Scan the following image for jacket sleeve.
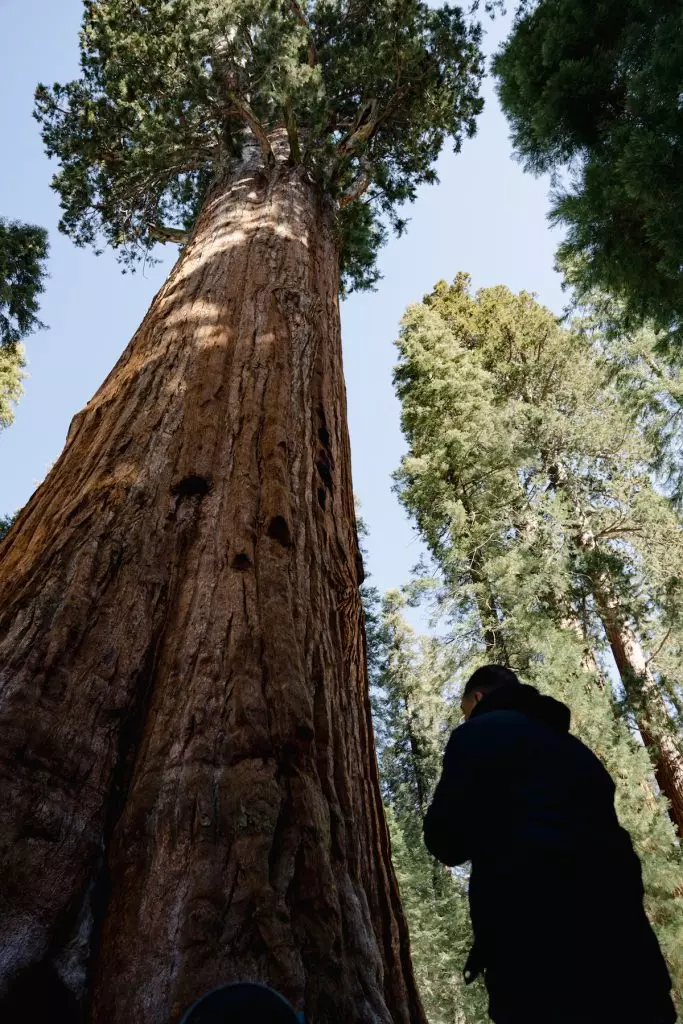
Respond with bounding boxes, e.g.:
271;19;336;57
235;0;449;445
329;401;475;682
423;724;480;866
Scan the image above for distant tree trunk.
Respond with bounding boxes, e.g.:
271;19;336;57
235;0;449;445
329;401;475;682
546;461;683;838
590;577;683;838
460;493;509;661
0;146;424;1024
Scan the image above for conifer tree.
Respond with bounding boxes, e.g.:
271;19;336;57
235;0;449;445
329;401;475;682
0;347;24;431
0;3;484;1020
0;513;17;541
0;217;49;429
493;0;683;344
369;590;488;1024
393;276;683;996
397;275;683;834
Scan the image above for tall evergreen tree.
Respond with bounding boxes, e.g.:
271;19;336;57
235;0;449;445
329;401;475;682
393;276;683;996
0;217;49;429
402;275;683;834
493;0;683;345
370;590;488;1024
0;3;484;1020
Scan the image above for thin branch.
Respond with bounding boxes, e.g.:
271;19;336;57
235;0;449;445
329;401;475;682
337;98;379;156
288;0;317;66
645;628;672;667
226;91;274;166
339;174;371;208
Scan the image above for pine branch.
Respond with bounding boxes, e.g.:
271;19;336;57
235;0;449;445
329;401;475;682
339;174;371;208
337;99;379;156
645;629;672;668
147;224;191;245
226;91;275;166
288;0;317;67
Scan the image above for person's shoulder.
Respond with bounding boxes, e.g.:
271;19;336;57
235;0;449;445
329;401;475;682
445;708;530;754
462;707;532;733
564;728;613;772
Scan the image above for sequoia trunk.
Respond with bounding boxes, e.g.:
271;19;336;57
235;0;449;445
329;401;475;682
591;583;683;838
0;151;424;1023
547;460;683;839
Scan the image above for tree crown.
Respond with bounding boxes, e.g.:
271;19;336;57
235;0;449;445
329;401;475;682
36;0;483;291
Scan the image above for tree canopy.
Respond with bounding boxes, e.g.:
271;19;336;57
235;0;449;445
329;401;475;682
35;0;483;291
493;0;683;344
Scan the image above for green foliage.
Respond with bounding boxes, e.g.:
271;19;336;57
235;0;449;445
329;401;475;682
373;590;453;819
387;808;489;1024
369;591;488;1023
494;0;683;342
35;0;483;291
0;512;18;541
0;218;48;348
0;217;48;431
397;274;683;692
393;274;683;997
570;287;683;508
0;345;26;431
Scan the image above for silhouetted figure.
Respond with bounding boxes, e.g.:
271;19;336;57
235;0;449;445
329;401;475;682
424;666;677;1024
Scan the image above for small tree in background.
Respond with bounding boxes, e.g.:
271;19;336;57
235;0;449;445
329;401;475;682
368;589;489;1024
0;217;49;429
0;513;17;541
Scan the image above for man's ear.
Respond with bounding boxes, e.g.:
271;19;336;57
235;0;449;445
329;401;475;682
473;690;485;705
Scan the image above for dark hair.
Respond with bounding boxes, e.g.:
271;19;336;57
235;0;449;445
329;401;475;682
463;665;520;696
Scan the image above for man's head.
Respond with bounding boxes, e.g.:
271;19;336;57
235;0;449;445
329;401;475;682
460;665;520;721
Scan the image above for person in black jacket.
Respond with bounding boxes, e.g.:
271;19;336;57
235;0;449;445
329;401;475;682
423;665;677;1024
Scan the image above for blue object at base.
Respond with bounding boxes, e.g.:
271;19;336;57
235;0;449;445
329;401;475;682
180;981;305;1023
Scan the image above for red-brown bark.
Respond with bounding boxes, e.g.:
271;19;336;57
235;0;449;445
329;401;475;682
592;585;683;839
0;147;424;1023
571;528;683;838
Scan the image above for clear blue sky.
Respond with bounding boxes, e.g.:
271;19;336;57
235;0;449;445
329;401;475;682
0;0;564;601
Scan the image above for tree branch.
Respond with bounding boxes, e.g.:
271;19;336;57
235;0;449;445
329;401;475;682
283;97;301;165
148;224;191;245
339;174;372;208
226;91;275;166
337;99;379;156
288;0;317;66
645;629;672;667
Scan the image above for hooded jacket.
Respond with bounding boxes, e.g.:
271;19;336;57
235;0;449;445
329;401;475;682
423;684;675;1024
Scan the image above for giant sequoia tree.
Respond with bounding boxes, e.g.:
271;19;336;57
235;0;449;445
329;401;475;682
0;3;483;1021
